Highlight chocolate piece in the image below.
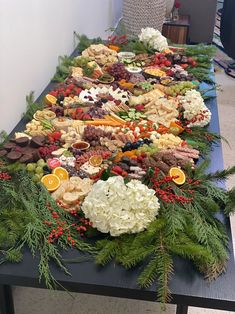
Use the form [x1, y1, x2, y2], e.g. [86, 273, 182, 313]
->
[3, 142, 16, 151]
[19, 154, 33, 163]
[0, 149, 7, 157]
[32, 150, 41, 162]
[30, 136, 45, 148]
[15, 137, 29, 147]
[6, 151, 22, 162]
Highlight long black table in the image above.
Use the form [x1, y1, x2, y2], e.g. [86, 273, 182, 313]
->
[0, 77, 235, 314]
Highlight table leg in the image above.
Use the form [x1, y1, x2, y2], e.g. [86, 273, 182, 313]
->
[0, 285, 15, 314]
[176, 304, 188, 314]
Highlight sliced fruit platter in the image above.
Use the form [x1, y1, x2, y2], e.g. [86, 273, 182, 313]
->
[0, 28, 235, 305]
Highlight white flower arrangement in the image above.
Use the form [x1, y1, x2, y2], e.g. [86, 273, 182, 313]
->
[179, 90, 211, 127]
[82, 176, 160, 236]
[138, 27, 168, 51]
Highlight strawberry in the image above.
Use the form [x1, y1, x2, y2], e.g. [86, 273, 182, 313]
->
[49, 91, 58, 97]
[82, 113, 92, 120]
[164, 60, 172, 67]
[135, 104, 145, 111]
[166, 69, 174, 76]
[181, 63, 188, 69]
[112, 165, 123, 175]
[76, 108, 83, 113]
[187, 57, 194, 64]
[51, 131, 61, 140]
[121, 171, 128, 177]
[68, 84, 75, 89]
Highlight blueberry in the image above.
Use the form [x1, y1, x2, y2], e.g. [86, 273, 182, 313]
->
[121, 156, 131, 165]
[101, 98, 108, 103]
[118, 163, 129, 171]
[58, 95, 64, 102]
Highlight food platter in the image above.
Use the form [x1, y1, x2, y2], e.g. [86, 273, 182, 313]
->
[0, 28, 234, 305]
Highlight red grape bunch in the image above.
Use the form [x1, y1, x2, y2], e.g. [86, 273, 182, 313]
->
[83, 126, 113, 147]
[108, 62, 131, 81]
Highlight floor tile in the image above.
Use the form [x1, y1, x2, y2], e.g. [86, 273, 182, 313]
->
[69, 294, 175, 314]
[13, 286, 74, 314]
[189, 307, 235, 314]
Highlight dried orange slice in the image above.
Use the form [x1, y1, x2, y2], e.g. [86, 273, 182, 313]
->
[44, 94, 57, 106]
[169, 167, 186, 185]
[52, 167, 69, 181]
[41, 174, 61, 192]
[89, 155, 103, 167]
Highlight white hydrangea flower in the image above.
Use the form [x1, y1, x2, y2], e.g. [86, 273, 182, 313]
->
[178, 90, 211, 127]
[138, 27, 168, 51]
[82, 176, 160, 236]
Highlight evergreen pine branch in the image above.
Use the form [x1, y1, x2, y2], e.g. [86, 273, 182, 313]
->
[138, 234, 173, 305]
[193, 158, 211, 180]
[160, 203, 186, 239]
[51, 55, 75, 82]
[74, 33, 103, 52]
[224, 187, 235, 215]
[137, 256, 160, 288]
[0, 130, 8, 146]
[0, 248, 23, 264]
[202, 166, 235, 182]
[120, 245, 156, 269]
[23, 91, 43, 121]
[95, 239, 120, 266]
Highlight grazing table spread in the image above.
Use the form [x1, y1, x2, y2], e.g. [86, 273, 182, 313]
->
[1, 29, 235, 314]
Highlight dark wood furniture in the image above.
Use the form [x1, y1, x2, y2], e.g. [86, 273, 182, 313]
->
[221, 0, 235, 58]
[162, 15, 190, 44]
[0, 76, 235, 314]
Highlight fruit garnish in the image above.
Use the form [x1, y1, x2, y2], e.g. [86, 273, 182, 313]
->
[89, 155, 103, 167]
[44, 94, 57, 106]
[52, 167, 69, 181]
[41, 174, 61, 192]
[169, 167, 186, 185]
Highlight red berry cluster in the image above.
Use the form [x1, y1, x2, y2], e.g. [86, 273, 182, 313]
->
[0, 171, 11, 181]
[44, 203, 93, 246]
[111, 165, 128, 177]
[49, 84, 82, 98]
[47, 131, 61, 143]
[151, 168, 194, 204]
[107, 35, 128, 45]
[155, 53, 172, 67]
[39, 145, 59, 158]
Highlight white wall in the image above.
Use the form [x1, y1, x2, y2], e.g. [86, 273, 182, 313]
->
[0, 0, 123, 133]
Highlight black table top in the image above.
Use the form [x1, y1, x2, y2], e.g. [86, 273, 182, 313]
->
[1, 77, 235, 311]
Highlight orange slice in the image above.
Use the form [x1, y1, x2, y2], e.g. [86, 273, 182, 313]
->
[52, 167, 69, 181]
[89, 155, 103, 167]
[44, 94, 57, 106]
[41, 174, 60, 192]
[169, 167, 186, 185]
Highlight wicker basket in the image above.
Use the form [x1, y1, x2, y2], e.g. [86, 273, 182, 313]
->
[123, 0, 166, 36]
